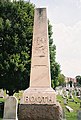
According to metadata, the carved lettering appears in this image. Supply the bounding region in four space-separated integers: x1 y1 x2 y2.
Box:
25 96 54 104
34 37 47 56
29 96 35 102
24 96 29 103
42 96 46 103
37 97 42 103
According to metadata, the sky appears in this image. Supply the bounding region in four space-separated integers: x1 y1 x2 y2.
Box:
27 0 81 78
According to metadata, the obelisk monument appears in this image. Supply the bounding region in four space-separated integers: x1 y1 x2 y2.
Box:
19 8 63 120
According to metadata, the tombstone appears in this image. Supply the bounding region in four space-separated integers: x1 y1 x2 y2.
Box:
64 98 67 105
77 110 81 120
0 89 4 98
63 108 66 120
65 90 68 98
80 102 81 108
69 90 73 99
19 8 63 120
66 83 70 89
78 90 80 96
66 106 73 112
62 94 66 99
76 89 80 96
74 89 77 96
80 89 81 100
56 86 62 95
60 89 63 95
3 96 18 120
69 81 72 87
77 89 80 96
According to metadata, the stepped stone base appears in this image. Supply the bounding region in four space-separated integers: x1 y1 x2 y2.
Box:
20 87 56 104
18 103 63 120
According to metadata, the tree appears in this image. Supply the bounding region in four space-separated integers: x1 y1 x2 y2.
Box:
75 75 81 85
0 0 60 95
69 81 72 87
0 0 34 95
58 74 65 86
48 21 61 89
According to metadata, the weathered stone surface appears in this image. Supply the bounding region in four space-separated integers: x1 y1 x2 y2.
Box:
3 96 18 120
77 110 81 120
30 8 51 88
21 8 56 105
0 89 4 98
21 87 56 104
19 8 63 120
19 103 63 120
66 106 73 112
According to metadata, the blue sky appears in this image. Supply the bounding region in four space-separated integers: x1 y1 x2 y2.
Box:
27 0 81 78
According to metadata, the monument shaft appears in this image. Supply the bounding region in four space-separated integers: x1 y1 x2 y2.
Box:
30 8 51 88
19 8 63 120
21 8 56 105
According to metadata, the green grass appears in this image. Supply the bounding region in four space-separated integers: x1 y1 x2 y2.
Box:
14 90 23 103
0 98 5 103
57 95 81 120
0 98 4 119
1 91 81 120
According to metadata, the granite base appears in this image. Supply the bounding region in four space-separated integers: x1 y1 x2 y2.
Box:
18 103 63 120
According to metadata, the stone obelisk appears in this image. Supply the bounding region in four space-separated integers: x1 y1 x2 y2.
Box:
19 8 63 120
21 8 56 104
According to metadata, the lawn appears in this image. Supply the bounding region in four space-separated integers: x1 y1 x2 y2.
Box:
0 92 81 120
57 95 81 120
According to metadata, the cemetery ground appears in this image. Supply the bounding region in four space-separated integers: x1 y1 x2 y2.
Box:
57 95 81 120
0 90 81 120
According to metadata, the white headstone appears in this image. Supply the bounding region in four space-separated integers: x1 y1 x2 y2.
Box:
77 110 81 120
0 89 4 98
3 96 18 120
66 91 68 98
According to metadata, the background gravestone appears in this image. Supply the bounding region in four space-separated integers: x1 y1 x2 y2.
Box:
77 110 81 120
3 96 18 120
19 8 63 120
0 89 4 98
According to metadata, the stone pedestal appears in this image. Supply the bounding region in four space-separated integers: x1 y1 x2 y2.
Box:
19 103 63 120
21 87 56 104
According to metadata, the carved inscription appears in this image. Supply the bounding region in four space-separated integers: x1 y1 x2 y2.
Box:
24 96 54 104
34 37 47 56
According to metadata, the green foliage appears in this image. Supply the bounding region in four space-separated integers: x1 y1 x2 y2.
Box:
0 0 34 95
58 74 65 86
75 75 81 85
48 21 61 89
0 0 61 95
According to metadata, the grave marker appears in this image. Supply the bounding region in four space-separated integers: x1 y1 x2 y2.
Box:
3 96 18 120
77 110 81 120
0 89 4 98
19 8 63 120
